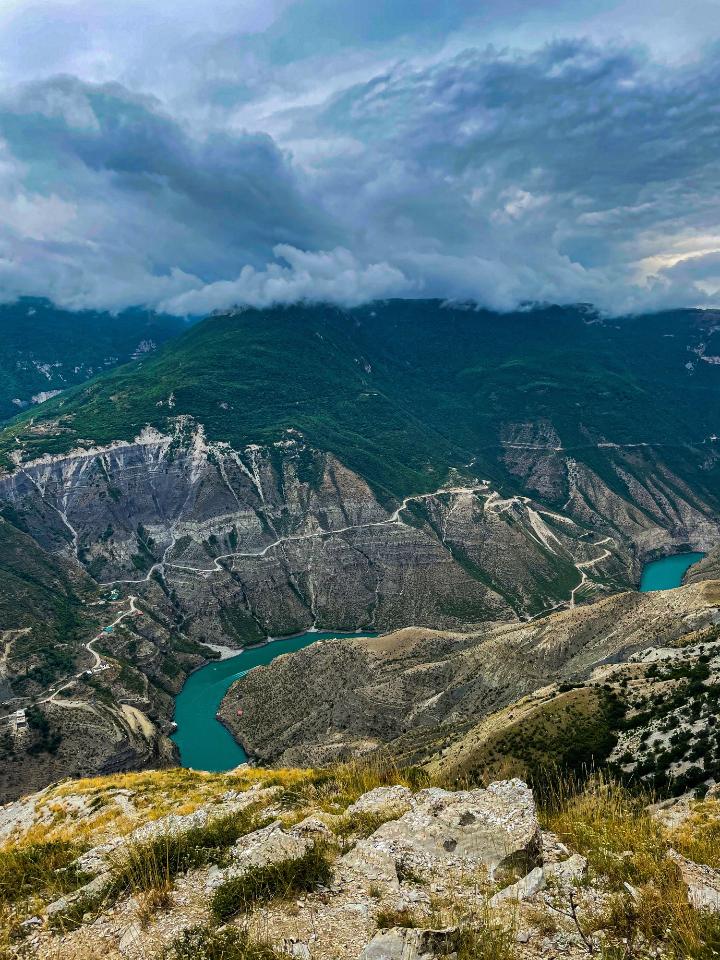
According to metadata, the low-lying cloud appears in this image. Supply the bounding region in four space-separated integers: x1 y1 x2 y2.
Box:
159 245 413 314
0 1 718 316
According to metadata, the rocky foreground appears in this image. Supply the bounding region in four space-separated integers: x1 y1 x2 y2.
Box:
1 764 719 960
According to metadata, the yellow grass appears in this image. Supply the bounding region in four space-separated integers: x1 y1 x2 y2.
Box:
546 775 720 957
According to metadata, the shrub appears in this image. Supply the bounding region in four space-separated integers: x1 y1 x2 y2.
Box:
211 844 333 921
163 925 282 960
108 807 267 897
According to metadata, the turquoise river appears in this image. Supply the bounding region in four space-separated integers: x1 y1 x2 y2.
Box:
171 630 375 772
172 552 706 771
639 551 706 593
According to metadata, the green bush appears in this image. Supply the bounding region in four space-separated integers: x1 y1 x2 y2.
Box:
211 844 333 921
164 925 282 960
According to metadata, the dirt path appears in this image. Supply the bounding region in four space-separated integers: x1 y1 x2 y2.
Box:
39 596 138 704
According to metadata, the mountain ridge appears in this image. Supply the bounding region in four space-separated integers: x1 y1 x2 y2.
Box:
0 299 718 800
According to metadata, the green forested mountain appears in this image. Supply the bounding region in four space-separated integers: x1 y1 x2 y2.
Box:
0 298 185 423
0 299 719 803
2 300 718 504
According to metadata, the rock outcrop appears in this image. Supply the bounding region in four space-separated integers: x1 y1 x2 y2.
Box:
2 766 720 960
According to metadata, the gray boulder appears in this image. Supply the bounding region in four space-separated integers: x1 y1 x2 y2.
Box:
367 780 541 880
346 787 413 818
358 927 458 960
340 842 400 891
669 849 720 913
206 822 314 889
489 866 546 906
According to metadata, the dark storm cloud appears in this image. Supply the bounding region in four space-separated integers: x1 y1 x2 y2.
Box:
0 1 718 313
0 76 334 309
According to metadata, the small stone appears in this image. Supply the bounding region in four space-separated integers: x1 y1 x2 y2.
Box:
489 866 546 906
285 939 311 960
544 854 588 886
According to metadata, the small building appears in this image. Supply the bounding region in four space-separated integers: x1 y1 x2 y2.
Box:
13 709 27 731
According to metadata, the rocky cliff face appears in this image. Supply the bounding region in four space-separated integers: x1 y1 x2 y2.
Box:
2 421 718 645
0 412 718 801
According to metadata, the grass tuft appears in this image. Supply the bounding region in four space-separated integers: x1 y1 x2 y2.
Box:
107 806 268 898
455 920 516 960
376 907 417 929
0 839 89 906
211 844 333 921
668 799 720 871
334 808 402 841
546 774 720 958
163 924 283 960
278 755 412 811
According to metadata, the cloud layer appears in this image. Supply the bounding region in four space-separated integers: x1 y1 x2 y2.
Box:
0 0 718 315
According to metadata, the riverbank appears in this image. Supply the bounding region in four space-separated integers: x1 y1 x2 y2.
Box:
171 629 376 772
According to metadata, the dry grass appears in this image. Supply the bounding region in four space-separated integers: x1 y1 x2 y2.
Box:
376 906 418 928
668 798 720 870
276 754 413 812
6 759 408 853
8 766 312 849
546 774 720 957
333 807 405 842
106 805 268 898
137 885 173 927
455 919 516 960
0 838 89 907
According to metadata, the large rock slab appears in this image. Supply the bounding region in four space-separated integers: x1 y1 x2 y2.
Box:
358 927 459 960
206 822 314 889
77 785 279 875
339 842 400 891
346 786 413 818
669 849 720 913
366 780 541 880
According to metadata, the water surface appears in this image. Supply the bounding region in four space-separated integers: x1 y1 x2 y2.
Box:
171 630 374 772
639 552 705 592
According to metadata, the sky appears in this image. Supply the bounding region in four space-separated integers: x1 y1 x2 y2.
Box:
0 0 719 315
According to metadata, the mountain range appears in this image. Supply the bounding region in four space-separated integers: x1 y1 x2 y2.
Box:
0 299 718 801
